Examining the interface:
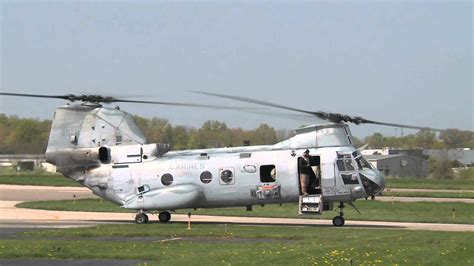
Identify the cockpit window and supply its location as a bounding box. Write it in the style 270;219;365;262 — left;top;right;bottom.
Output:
337;151;373;171
354;156;373;170
355;158;363;170
360;157;373;169
336;159;356;172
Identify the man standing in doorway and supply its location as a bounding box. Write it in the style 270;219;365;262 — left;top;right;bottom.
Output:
298;149;312;196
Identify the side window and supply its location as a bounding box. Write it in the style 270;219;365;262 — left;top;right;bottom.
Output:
260;165;276;183
336;159;355;172
200;171;213;184
161;173;173;186
337;157;359;185
219;168;235;185
341;174;359;185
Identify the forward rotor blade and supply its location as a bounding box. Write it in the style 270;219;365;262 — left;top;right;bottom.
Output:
193;91;446;132
361;119;444;132
192;91;327;119
243;110;317;122
112;98;261;111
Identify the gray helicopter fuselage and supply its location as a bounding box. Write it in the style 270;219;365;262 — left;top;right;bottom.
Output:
84;145;377;211
46;104;385;213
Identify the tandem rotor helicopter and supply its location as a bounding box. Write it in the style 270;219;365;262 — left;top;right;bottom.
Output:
0;91;443;226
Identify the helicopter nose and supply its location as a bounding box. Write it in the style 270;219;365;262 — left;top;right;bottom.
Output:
373;171;386;193
360;169;386;196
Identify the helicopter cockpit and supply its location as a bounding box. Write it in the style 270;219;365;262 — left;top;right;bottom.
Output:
333;150;385;199
352;151;386;197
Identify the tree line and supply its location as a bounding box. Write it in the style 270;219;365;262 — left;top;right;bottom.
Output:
0;113;472;154
0;114;293;154
362;129;473;150
132;116;293;150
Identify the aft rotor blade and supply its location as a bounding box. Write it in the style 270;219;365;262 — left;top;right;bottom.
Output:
0;92;261;111
0;92;70;100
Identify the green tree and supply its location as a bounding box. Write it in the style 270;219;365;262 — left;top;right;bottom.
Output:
365;133;384;148
186;129;200;149
250;124;277;145
171;126;189;150
0;115;51;154
439;129;474;149
429;157;454;179
415;129;436;149
351;136;365;148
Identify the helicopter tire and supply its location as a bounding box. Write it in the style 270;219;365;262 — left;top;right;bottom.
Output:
332;216;345;227
158;211;171;223
135;213;149;224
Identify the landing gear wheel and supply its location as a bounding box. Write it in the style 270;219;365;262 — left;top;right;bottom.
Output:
135;213;149;224
332;216;345;227
158;211;171;223
332;202;345;227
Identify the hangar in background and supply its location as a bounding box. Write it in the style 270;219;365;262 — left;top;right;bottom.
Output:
0;154;56;172
365;154;429;178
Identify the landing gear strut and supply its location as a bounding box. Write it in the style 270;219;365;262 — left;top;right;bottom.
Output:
332;202;345;227
158;211;171;223
135;212;149;224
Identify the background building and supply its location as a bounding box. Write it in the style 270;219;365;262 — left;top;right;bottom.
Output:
365;154;429;178
424;149;474;167
0;154;56;172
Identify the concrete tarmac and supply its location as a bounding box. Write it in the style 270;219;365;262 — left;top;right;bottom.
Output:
0;184;96;201
1;185;473;232
376;196;474;203
388;188;474;193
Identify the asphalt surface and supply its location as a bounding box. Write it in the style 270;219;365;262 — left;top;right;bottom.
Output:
376;196;474;203
388;188;474;193
0;184;96;201
0;184;473;232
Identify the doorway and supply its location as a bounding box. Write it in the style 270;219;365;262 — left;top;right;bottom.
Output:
297;155;321;195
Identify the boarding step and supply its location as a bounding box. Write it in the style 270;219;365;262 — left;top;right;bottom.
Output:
299;194;322;215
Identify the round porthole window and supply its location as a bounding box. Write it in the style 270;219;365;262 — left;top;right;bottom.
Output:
161;173;173;186
220;169;233;184
200;171;213;184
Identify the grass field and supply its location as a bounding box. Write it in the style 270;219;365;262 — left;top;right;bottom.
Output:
17;199;474;224
1;223;473;265
381;191;474;199
0;174;80;187
385;178;474;190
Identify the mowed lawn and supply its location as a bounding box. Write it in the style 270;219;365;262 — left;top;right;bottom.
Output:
1;223;473;265
385;178;474;190
0;174;80;187
382;191;474;199
17;199;474;224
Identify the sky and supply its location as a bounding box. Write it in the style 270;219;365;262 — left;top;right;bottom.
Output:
1;0;472;138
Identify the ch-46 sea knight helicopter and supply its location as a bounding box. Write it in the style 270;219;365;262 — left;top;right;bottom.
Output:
0;92;443;226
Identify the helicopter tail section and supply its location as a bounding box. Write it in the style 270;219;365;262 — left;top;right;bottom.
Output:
45;104;147;172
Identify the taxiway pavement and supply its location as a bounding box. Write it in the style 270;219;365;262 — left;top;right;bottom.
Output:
1;184;473;232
